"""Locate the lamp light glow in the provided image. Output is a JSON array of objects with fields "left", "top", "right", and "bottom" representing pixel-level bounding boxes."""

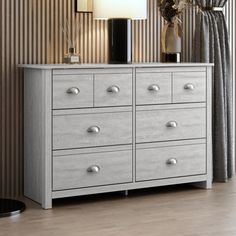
[
  {"left": 93, "top": 0, "right": 147, "bottom": 64},
  {"left": 93, "top": 0, "right": 147, "bottom": 20}
]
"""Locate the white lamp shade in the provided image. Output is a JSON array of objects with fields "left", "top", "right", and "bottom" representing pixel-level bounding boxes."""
[{"left": 93, "top": 0, "right": 147, "bottom": 20}]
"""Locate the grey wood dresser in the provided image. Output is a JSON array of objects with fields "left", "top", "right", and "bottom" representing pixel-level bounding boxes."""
[{"left": 21, "top": 63, "right": 213, "bottom": 209}]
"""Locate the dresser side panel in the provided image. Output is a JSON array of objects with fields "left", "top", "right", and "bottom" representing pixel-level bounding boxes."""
[
  {"left": 206, "top": 66, "right": 213, "bottom": 187},
  {"left": 24, "top": 69, "right": 52, "bottom": 208}
]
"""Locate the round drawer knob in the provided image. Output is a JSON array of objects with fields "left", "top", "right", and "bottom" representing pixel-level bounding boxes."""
[
  {"left": 87, "top": 165, "right": 100, "bottom": 173},
  {"left": 184, "top": 84, "right": 195, "bottom": 91},
  {"left": 107, "top": 85, "right": 120, "bottom": 94},
  {"left": 166, "top": 158, "right": 178, "bottom": 165},
  {"left": 166, "top": 121, "right": 178, "bottom": 128},
  {"left": 148, "top": 84, "right": 160, "bottom": 92},
  {"left": 87, "top": 126, "right": 100, "bottom": 134},
  {"left": 67, "top": 87, "right": 80, "bottom": 95}
]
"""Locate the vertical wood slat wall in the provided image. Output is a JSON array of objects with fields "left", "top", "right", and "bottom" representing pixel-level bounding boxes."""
[{"left": 0, "top": 0, "right": 234, "bottom": 197}]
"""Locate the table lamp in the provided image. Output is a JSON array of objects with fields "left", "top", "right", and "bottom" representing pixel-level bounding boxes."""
[{"left": 93, "top": 0, "right": 147, "bottom": 64}]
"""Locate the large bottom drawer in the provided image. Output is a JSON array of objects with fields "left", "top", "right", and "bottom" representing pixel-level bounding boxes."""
[
  {"left": 53, "top": 149, "right": 132, "bottom": 191},
  {"left": 136, "top": 144, "right": 206, "bottom": 182}
]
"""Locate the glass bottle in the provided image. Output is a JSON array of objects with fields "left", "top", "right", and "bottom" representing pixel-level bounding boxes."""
[{"left": 64, "top": 47, "right": 80, "bottom": 64}]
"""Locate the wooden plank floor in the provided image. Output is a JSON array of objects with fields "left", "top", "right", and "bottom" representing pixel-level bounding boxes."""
[{"left": 1, "top": 178, "right": 236, "bottom": 236}]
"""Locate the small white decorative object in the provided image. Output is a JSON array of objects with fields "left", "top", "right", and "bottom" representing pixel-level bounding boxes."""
[{"left": 64, "top": 47, "right": 80, "bottom": 64}]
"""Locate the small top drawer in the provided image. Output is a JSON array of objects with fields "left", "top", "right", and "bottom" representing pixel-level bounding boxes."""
[
  {"left": 94, "top": 73, "right": 132, "bottom": 107},
  {"left": 53, "top": 74, "right": 93, "bottom": 109},
  {"left": 173, "top": 72, "right": 206, "bottom": 103},
  {"left": 136, "top": 73, "right": 171, "bottom": 105}
]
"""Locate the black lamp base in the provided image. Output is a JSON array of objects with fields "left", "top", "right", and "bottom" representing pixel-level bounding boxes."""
[
  {"left": 161, "top": 53, "right": 181, "bottom": 63},
  {"left": 108, "top": 19, "right": 132, "bottom": 64},
  {"left": 0, "top": 199, "right": 26, "bottom": 218}
]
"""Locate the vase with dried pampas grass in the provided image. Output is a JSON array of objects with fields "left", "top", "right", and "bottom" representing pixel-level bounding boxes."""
[{"left": 159, "top": 0, "right": 192, "bottom": 62}]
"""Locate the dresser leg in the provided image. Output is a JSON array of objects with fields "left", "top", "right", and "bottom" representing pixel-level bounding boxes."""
[
  {"left": 192, "top": 180, "right": 212, "bottom": 190},
  {"left": 42, "top": 198, "right": 52, "bottom": 209},
  {"left": 124, "top": 190, "right": 129, "bottom": 197}
]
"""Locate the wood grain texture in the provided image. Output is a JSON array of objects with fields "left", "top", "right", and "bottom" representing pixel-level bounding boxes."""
[
  {"left": 2, "top": 179, "right": 236, "bottom": 236},
  {"left": 136, "top": 144, "right": 206, "bottom": 181},
  {"left": 206, "top": 66, "right": 213, "bottom": 188},
  {"left": 24, "top": 65, "right": 212, "bottom": 208},
  {"left": 53, "top": 149, "right": 133, "bottom": 191},
  {"left": 24, "top": 69, "right": 52, "bottom": 209},
  {"left": 52, "top": 67, "right": 133, "bottom": 75},
  {"left": 53, "top": 110, "right": 132, "bottom": 150},
  {"left": 136, "top": 66, "right": 207, "bottom": 73},
  {"left": 136, "top": 72, "right": 172, "bottom": 105},
  {"left": 53, "top": 74, "right": 94, "bottom": 109},
  {"left": 0, "top": 0, "right": 234, "bottom": 198},
  {"left": 94, "top": 73, "right": 133, "bottom": 107},
  {"left": 52, "top": 175, "right": 208, "bottom": 200},
  {"left": 173, "top": 72, "right": 206, "bottom": 103},
  {"left": 136, "top": 107, "right": 206, "bottom": 143},
  {"left": 21, "top": 64, "right": 213, "bottom": 70}
]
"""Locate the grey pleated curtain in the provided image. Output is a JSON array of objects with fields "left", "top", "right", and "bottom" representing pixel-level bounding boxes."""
[{"left": 193, "top": 0, "right": 233, "bottom": 182}]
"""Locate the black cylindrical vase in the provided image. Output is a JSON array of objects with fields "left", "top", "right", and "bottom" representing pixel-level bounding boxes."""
[
  {"left": 108, "top": 19, "right": 132, "bottom": 64},
  {"left": 161, "top": 53, "right": 181, "bottom": 63}
]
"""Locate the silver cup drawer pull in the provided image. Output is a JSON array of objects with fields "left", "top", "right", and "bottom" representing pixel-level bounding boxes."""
[
  {"left": 166, "top": 121, "right": 178, "bottom": 128},
  {"left": 87, "top": 126, "right": 100, "bottom": 134},
  {"left": 67, "top": 87, "right": 80, "bottom": 95},
  {"left": 148, "top": 84, "right": 160, "bottom": 92},
  {"left": 166, "top": 158, "right": 178, "bottom": 165},
  {"left": 107, "top": 85, "right": 120, "bottom": 94},
  {"left": 184, "top": 83, "right": 195, "bottom": 91},
  {"left": 87, "top": 165, "right": 100, "bottom": 173}
]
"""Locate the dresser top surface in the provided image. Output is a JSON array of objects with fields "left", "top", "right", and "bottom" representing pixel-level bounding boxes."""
[{"left": 19, "top": 63, "right": 214, "bottom": 70}]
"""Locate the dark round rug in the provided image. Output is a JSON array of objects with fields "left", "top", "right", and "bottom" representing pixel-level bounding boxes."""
[{"left": 0, "top": 199, "right": 26, "bottom": 218}]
